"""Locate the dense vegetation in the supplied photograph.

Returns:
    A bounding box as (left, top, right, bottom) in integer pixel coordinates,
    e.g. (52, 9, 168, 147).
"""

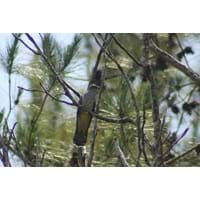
(0, 33, 199, 166)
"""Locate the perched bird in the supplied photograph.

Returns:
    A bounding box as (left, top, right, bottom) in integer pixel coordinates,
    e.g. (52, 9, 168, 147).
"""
(73, 70, 102, 146)
(70, 70, 102, 166)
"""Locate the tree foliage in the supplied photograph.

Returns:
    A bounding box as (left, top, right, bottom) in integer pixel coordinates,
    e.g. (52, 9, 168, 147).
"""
(0, 33, 200, 167)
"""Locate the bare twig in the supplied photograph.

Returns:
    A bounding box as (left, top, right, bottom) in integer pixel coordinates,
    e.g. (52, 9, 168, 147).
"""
(143, 34, 163, 166)
(40, 83, 74, 106)
(7, 122, 18, 145)
(87, 118, 98, 167)
(43, 84, 135, 125)
(12, 33, 39, 55)
(92, 35, 138, 109)
(92, 34, 140, 117)
(151, 39, 200, 86)
(41, 83, 134, 125)
(18, 86, 44, 93)
(0, 135, 11, 167)
(91, 33, 111, 72)
(25, 79, 57, 165)
(87, 36, 113, 166)
(39, 149, 47, 166)
(87, 65, 106, 167)
(114, 138, 129, 167)
(165, 143, 200, 165)
(162, 128, 189, 159)
(141, 104, 151, 166)
(110, 34, 144, 67)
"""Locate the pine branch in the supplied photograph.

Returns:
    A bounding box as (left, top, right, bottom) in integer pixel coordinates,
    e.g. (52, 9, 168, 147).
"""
(151, 39, 200, 86)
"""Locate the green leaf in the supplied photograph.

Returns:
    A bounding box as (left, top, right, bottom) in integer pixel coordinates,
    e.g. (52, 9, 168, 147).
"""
(0, 108, 5, 125)
(6, 33, 22, 74)
(41, 33, 60, 67)
(62, 34, 81, 71)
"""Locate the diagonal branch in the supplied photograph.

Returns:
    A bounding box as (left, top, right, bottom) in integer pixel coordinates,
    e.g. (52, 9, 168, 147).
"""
(165, 143, 200, 165)
(17, 33, 79, 105)
(40, 83, 75, 106)
(41, 82, 134, 124)
(162, 128, 189, 159)
(151, 40, 200, 86)
(12, 33, 39, 55)
(114, 138, 129, 167)
(110, 34, 144, 67)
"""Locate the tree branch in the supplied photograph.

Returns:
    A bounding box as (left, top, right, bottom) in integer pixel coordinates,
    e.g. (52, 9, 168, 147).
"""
(141, 104, 151, 166)
(114, 138, 129, 167)
(151, 39, 200, 86)
(87, 55, 108, 167)
(165, 143, 200, 165)
(92, 33, 142, 166)
(110, 34, 144, 67)
(17, 34, 79, 105)
(143, 34, 162, 166)
(12, 33, 39, 55)
(162, 128, 189, 159)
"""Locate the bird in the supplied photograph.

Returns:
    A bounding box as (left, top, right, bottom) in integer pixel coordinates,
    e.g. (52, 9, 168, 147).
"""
(73, 70, 102, 146)
(70, 70, 102, 166)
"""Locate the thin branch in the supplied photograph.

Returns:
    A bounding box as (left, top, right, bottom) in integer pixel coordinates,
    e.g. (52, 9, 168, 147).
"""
(62, 81, 81, 98)
(141, 104, 151, 166)
(7, 122, 18, 145)
(87, 74, 103, 166)
(40, 83, 74, 106)
(12, 33, 39, 55)
(41, 82, 133, 124)
(39, 148, 47, 166)
(87, 54, 108, 166)
(92, 34, 140, 116)
(87, 36, 113, 166)
(25, 79, 58, 165)
(151, 39, 200, 86)
(165, 143, 200, 165)
(143, 34, 162, 166)
(162, 128, 189, 159)
(87, 118, 98, 167)
(18, 86, 44, 93)
(110, 34, 144, 67)
(0, 135, 11, 167)
(18, 34, 79, 105)
(114, 138, 129, 167)
(91, 33, 110, 73)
